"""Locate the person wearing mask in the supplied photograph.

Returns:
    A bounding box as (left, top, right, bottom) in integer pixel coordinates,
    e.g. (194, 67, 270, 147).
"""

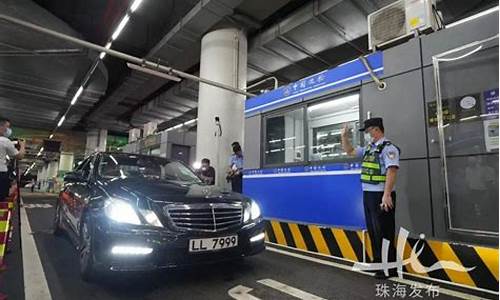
(0, 117, 25, 201)
(341, 117, 400, 279)
(227, 141, 243, 193)
(198, 158, 216, 185)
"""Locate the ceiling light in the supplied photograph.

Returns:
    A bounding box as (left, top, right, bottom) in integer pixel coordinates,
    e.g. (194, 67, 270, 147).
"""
(112, 15, 130, 40)
(126, 63, 181, 82)
(49, 134, 54, 139)
(308, 94, 359, 112)
(57, 115, 66, 127)
(183, 119, 197, 126)
(71, 86, 84, 105)
(130, 0, 144, 12)
(99, 42, 112, 60)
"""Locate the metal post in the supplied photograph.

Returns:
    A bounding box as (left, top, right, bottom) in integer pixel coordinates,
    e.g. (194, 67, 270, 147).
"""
(0, 14, 255, 98)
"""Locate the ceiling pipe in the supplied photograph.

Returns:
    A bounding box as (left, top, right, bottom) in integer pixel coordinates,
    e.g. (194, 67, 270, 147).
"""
(0, 13, 256, 98)
(245, 76, 278, 91)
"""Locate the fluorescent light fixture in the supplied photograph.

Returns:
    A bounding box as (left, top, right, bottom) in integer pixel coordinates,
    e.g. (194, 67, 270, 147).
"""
(37, 147, 44, 157)
(126, 63, 182, 82)
(250, 232, 265, 243)
(183, 119, 197, 126)
(130, 0, 144, 12)
(172, 124, 183, 129)
(447, 6, 498, 28)
(459, 115, 479, 122)
(71, 86, 84, 105)
(57, 115, 66, 127)
(112, 15, 130, 40)
(99, 42, 112, 60)
(480, 113, 499, 118)
(111, 246, 152, 255)
(49, 134, 54, 139)
(308, 94, 359, 112)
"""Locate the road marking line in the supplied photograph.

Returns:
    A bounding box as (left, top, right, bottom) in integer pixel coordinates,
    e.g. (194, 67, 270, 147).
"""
(23, 204, 53, 209)
(257, 279, 327, 300)
(228, 285, 261, 300)
(266, 246, 489, 300)
(20, 198, 53, 300)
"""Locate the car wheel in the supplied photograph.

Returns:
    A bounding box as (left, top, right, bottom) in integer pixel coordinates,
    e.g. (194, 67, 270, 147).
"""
(53, 201, 64, 236)
(79, 218, 97, 281)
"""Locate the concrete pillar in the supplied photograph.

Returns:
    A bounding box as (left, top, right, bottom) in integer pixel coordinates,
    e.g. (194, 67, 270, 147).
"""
(129, 128, 141, 143)
(160, 131, 169, 158)
(143, 122, 157, 136)
(85, 129, 107, 156)
(40, 165, 47, 190)
(196, 28, 247, 187)
(47, 161, 59, 192)
(58, 152, 74, 172)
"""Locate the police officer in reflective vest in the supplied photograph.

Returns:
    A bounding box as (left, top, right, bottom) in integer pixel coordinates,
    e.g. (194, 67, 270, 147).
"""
(341, 117, 400, 279)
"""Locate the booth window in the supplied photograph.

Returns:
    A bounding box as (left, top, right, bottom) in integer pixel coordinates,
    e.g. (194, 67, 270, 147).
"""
(307, 93, 361, 161)
(264, 108, 305, 165)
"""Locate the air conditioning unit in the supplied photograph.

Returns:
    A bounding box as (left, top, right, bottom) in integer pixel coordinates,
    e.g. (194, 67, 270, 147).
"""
(368, 0, 439, 50)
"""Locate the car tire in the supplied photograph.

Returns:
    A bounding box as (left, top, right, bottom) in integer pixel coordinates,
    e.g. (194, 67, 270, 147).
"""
(53, 201, 64, 236)
(79, 217, 98, 282)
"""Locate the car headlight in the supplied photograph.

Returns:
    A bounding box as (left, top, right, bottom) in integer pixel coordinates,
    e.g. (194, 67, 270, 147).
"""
(139, 209, 163, 227)
(244, 200, 261, 222)
(104, 198, 163, 227)
(104, 198, 141, 225)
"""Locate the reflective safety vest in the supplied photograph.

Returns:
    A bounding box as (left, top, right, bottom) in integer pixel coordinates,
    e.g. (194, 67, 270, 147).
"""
(361, 141, 399, 185)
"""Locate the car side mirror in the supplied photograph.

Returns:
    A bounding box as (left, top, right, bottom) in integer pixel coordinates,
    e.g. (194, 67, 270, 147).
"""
(64, 171, 85, 183)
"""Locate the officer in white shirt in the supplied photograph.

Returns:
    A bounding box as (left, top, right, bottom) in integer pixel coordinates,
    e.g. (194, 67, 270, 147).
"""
(341, 117, 400, 279)
(0, 117, 25, 201)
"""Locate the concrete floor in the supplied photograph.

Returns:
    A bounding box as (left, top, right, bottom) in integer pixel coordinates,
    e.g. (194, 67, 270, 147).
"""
(2, 193, 492, 300)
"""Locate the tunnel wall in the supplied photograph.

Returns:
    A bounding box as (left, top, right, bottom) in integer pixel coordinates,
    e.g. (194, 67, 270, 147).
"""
(243, 11, 499, 247)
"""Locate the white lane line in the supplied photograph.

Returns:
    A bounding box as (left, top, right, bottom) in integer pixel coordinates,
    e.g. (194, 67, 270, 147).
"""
(258, 279, 327, 300)
(266, 246, 488, 300)
(23, 204, 53, 209)
(20, 198, 53, 300)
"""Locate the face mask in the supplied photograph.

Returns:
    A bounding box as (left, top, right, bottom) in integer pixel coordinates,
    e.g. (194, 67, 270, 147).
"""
(3, 128, 12, 138)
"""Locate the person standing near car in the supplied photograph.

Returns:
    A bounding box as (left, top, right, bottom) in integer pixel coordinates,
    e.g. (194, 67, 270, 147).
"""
(0, 117, 25, 201)
(341, 117, 400, 279)
(227, 141, 243, 193)
(198, 158, 216, 185)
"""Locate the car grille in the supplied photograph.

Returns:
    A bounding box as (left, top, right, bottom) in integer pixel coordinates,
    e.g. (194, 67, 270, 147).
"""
(164, 203, 243, 232)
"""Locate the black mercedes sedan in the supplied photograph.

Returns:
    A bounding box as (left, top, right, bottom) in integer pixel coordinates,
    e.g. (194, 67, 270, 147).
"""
(53, 152, 265, 281)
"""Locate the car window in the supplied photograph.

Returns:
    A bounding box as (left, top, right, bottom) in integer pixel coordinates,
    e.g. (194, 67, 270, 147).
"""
(98, 154, 202, 184)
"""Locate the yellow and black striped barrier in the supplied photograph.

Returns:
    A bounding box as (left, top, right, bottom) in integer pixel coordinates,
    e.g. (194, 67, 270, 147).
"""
(264, 219, 499, 292)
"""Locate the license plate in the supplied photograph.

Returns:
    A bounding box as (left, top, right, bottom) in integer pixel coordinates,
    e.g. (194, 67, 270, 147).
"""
(189, 235, 238, 252)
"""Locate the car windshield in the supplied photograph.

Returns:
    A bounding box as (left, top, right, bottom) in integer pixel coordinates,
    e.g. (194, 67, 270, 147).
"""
(98, 154, 202, 184)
